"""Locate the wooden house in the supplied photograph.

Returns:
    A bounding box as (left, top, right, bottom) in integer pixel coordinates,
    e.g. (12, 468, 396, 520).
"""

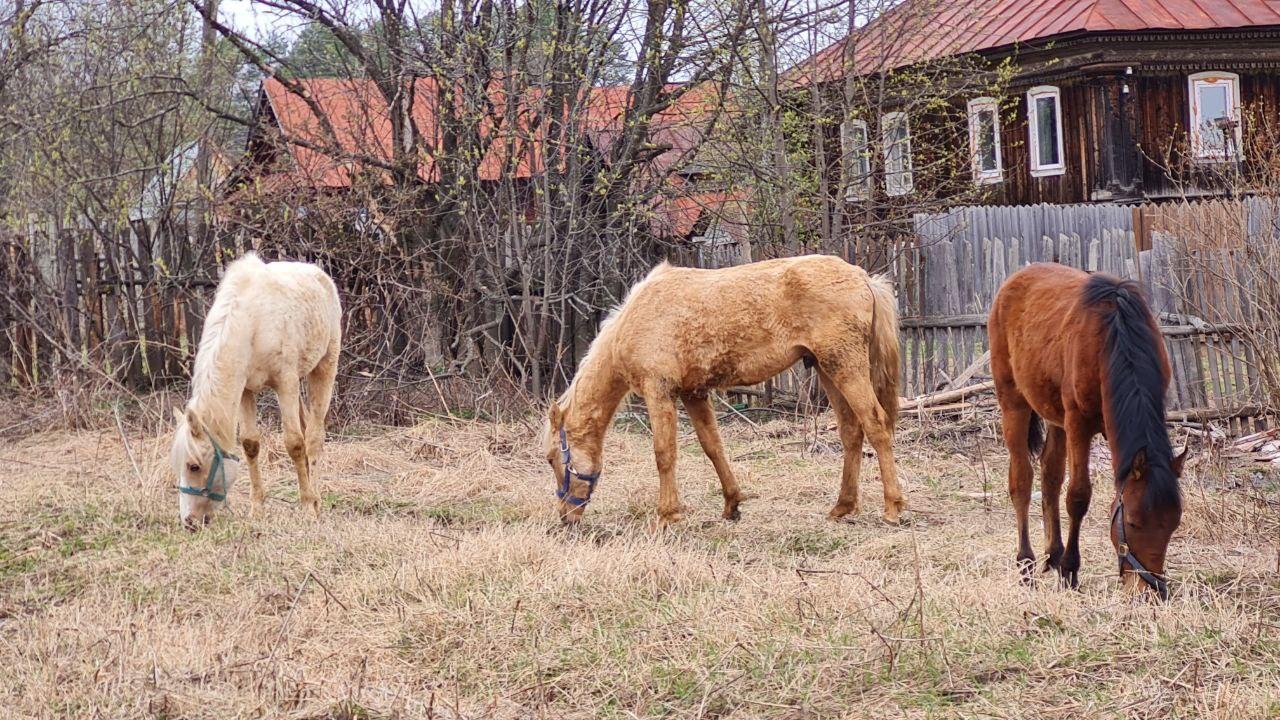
(236, 77, 737, 243)
(788, 0, 1280, 206)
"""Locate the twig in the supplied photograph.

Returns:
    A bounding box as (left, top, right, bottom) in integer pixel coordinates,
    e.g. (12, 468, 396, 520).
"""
(114, 404, 144, 486)
(268, 571, 314, 662)
(0, 455, 68, 470)
(308, 571, 350, 612)
(713, 392, 761, 431)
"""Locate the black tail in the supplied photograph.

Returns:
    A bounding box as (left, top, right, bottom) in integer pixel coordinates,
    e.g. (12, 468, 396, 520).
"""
(1027, 412, 1045, 458)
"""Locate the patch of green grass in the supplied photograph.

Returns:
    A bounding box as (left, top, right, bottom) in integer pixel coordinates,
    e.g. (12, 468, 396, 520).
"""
(309, 700, 388, 720)
(897, 686, 964, 712)
(779, 528, 851, 558)
(323, 492, 420, 517)
(0, 550, 38, 579)
(651, 662, 701, 703)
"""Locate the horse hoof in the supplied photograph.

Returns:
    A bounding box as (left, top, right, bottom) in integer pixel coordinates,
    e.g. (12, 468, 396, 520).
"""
(658, 512, 684, 526)
(723, 506, 741, 522)
(1042, 549, 1064, 573)
(1063, 571, 1080, 590)
(827, 504, 858, 521)
(1018, 557, 1036, 582)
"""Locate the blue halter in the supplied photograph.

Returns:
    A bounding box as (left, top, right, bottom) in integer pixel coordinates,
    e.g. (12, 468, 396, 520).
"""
(557, 428, 600, 507)
(179, 434, 239, 503)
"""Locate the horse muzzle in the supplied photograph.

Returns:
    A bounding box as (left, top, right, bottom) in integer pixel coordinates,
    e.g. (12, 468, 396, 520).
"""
(182, 513, 212, 532)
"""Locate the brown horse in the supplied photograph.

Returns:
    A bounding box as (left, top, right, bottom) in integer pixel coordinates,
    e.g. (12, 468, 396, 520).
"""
(544, 255, 904, 526)
(989, 263, 1186, 599)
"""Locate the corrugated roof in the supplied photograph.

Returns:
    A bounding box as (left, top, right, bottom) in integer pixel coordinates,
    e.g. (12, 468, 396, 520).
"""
(258, 77, 713, 189)
(787, 0, 1280, 84)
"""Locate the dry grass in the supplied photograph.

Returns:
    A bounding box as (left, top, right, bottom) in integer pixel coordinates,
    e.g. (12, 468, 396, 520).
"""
(1, 411, 1278, 719)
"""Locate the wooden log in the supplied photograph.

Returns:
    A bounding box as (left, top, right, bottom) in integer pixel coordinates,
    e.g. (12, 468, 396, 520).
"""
(946, 350, 991, 389)
(900, 380, 996, 411)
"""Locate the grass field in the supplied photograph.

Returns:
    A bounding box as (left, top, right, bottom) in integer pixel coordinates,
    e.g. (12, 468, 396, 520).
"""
(2, 410, 1278, 719)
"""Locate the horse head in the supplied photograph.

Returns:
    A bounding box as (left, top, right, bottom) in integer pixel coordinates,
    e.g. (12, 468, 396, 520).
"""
(545, 400, 603, 525)
(170, 405, 241, 531)
(1109, 446, 1187, 600)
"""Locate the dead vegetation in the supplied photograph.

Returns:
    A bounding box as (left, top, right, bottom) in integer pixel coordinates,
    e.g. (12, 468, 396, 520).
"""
(1, 412, 1278, 719)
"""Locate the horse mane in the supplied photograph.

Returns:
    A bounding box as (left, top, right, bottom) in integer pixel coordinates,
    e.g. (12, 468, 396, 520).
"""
(554, 261, 672, 413)
(190, 253, 266, 411)
(1082, 274, 1181, 512)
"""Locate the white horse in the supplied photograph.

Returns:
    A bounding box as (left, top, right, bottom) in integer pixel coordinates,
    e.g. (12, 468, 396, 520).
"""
(170, 253, 342, 529)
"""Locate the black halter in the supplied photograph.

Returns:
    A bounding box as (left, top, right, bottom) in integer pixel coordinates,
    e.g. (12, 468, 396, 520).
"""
(1111, 485, 1169, 600)
(556, 428, 601, 507)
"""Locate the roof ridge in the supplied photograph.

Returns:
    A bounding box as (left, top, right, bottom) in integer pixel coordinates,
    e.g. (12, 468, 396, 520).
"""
(1081, 0, 1109, 30)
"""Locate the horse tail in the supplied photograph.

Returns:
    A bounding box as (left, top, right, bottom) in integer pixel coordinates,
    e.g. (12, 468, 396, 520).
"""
(1028, 411, 1045, 458)
(866, 273, 900, 429)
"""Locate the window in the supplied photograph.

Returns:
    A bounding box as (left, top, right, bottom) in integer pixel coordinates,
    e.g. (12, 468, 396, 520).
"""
(841, 119, 872, 201)
(967, 97, 1003, 184)
(1027, 86, 1065, 177)
(881, 112, 913, 196)
(1188, 71, 1242, 162)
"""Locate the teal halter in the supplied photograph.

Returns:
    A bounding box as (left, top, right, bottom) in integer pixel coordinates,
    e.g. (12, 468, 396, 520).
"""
(179, 434, 239, 503)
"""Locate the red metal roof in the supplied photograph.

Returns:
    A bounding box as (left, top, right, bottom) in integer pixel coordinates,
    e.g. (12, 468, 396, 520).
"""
(258, 77, 712, 189)
(650, 189, 749, 242)
(788, 0, 1280, 84)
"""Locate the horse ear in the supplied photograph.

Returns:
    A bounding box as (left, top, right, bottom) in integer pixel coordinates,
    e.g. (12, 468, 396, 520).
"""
(1172, 445, 1190, 476)
(548, 401, 564, 428)
(1129, 448, 1148, 480)
(185, 406, 205, 440)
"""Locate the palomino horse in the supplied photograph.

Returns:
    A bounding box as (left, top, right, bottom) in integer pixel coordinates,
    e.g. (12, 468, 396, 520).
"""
(544, 255, 903, 525)
(170, 253, 342, 529)
(989, 263, 1186, 598)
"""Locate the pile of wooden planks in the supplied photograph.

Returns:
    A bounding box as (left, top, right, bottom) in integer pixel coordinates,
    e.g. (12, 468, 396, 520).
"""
(1225, 429, 1280, 464)
(898, 351, 995, 416)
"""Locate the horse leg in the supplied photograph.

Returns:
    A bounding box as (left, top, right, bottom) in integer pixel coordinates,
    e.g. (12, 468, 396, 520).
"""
(239, 390, 266, 516)
(1060, 418, 1094, 589)
(644, 388, 682, 525)
(828, 368, 904, 524)
(681, 392, 743, 521)
(1040, 425, 1067, 574)
(818, 369, 864, 520)
(304, 355, 338, 466)
(277, 381, 319, 518)
(998, 400, 1037, 579)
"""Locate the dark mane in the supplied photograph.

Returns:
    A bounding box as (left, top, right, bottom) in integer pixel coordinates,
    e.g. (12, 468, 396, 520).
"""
(1082, 274, 1181, 512)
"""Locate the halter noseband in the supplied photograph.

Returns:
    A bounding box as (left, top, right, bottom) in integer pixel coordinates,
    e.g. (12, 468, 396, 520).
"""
(557, 428, 601, 507)
(179, 434, 239, 503)
(1111, 483, 1169, 600)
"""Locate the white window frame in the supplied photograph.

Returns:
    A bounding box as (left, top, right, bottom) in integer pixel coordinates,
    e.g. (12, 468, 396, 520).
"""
(841, 118, 872, 201)
(967, 97, 1003, 184)
(1188, 71, 1242, 162)
(1027, 85, 1065, 178)
(881, 111, 913, 196)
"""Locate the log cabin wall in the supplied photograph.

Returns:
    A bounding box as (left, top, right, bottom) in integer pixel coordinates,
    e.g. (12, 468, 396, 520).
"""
(828, 30, 1280, 210)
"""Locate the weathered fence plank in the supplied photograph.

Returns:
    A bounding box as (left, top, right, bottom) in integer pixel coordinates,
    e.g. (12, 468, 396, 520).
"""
(896, 201, 1270, 421)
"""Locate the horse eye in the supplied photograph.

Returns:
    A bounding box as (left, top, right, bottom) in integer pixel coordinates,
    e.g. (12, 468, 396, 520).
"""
(188, 463, 201, 473)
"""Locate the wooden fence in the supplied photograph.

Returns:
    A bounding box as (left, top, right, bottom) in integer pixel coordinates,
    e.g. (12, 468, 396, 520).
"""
(0, 219, 227, 388)
(5, 200, 1274, 430)
(0, 218, 443, 395)
(899, 200, 1274, 430)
